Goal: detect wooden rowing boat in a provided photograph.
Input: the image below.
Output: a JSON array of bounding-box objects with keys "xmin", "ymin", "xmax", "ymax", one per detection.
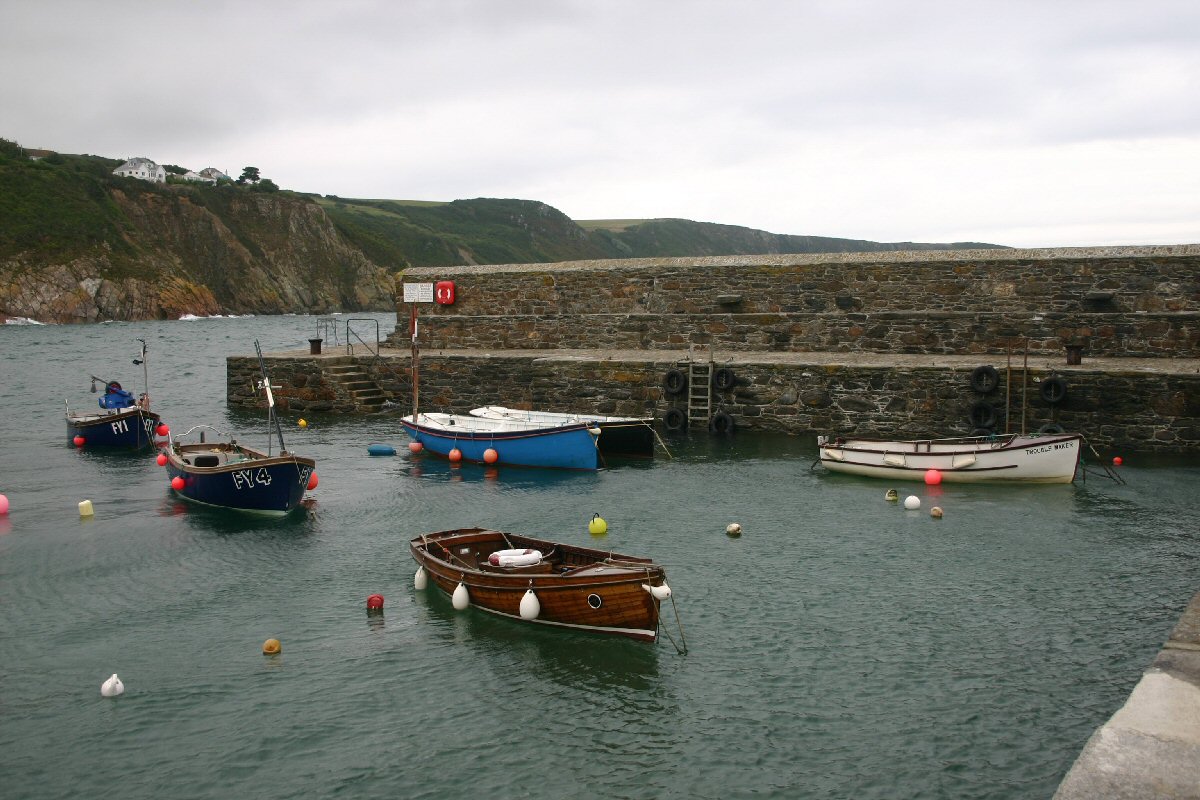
[{"xmin": 410, "ymin": 527, "xmax": 674, "ymax": 642}]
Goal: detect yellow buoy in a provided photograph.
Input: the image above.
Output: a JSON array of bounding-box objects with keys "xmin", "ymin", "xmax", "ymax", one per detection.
[
  {"xmin": 588, "ymin": 513, "xmax": 607, "ymax": 535},
  {"xmin": 298, "ymin": 418, "xmax": 308, "ymax": 428},
  {"xmin": 262, "ymin": 638, "xmax": 281, "ymax": 655},
  {"xmin": 78, "ymin": 499, "xmax": 95, "ymax": 517}
]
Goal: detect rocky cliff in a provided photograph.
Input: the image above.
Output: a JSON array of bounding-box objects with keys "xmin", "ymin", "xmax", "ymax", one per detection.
[{"xmin": 0, "ymin": 171, "xmax": 396, "ymax": 323}]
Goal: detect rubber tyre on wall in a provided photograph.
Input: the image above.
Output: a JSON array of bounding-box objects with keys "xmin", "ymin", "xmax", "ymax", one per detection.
[
  {"xmin": 712, "ymin": 367, "xmax": 737, "ymax": 392},
  {"xmin": 663, "ymin": 407, "xmax": 687, "ymax": 432},
  {"xmin": 1037, "ymin": 423, "xmax": 1066, "ymax": 435},
  {"xmin": 968, "ymin": 401, "xmax": 997, "ymax": 429},
  {"xmin": 1040, "ymin": 376, "xmax": 1068, "ymax": 404},
  {"xmin": 664, "ymin": 369, "xmax": 687, "ymax": 397},
  {"xmin": 969, "ymin": 365, "xmax": 999, "ymax": 394},
  {"xmin": 970, "ymin": 428, "xmax": 994, "ymax": 437},
  {"xmin": 709, "ymin": 411, "xmax": 735, "ymax": 435}
]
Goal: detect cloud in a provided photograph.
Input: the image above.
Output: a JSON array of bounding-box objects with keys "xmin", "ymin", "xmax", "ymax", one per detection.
[{"xmin": 3, "ymin": 0, "xmax": 1199, "ymax": 247}]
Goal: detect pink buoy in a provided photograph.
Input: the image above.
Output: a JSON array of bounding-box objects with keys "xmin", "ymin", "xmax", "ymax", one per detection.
[
  {"xmin": 924, "ymin": 469, "xmax": 942, "ymax": 485},
  {"xmin": 156, "ymin": 424, "xmax": 169, "ymax": 437},
  {"xmin": 483, "ymin": 448, "xmax": 499, "ymax": 464},
  {"xmin": 448, "ymin": 448, "xmax": 463, "ymax": 463},
  {"xmin": 408, "ymin": 442, "xmax": 423, "ymax": 454},
  {"xmin": 0, "ymin": 493, "xmax": 9, "ymax": 515},
  {"xmin": 156, "ymin": 453, "xmax": 168, "ymax": 466},
  {"xmin": 170, "ymin": 476, "xmax": 185, "ymax": 490},
  {"xmin": 366, "ymin": 594, "xmax": 384, "ymax": 610},
  {"xmin": 73, "ymin": 435, "xmax": 85, "ymax": 447},
  {"xmin": 307, "ymin": 472, "xmax": 318, "ymax": 490}
]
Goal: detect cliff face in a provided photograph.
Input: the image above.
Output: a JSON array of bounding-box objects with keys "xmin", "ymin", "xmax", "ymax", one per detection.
[{"xmin": 0, "ymin": 185, "xmax": 396, "ymax": 323}]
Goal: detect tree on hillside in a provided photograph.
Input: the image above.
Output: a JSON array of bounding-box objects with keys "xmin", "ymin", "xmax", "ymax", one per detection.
[
  {"xmin": 237, "ymin": 166, "xmax": 260, "ymax": 185},
  {"xmin": 163, "ymin": 164, "xmax": 187, "ymax": 175},
  {"xmin": 252, "ymin": 178, "xmax": 280, "ymax": 192}
]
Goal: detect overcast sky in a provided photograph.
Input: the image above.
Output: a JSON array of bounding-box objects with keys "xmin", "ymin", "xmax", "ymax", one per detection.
[{"xmin": 4, "ymin": 0, "xmax": 1198, "ymax": 248}]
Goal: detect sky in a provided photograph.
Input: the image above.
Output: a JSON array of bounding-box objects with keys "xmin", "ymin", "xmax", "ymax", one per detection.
[{"xmin": 3, "ymin": 0, "xmax": 1199, "ymax": 248}]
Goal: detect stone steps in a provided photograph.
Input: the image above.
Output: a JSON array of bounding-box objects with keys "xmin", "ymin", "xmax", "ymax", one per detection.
[{"xmin": 325, "ymin": 363, "xmax": 388, "ymax": 411}]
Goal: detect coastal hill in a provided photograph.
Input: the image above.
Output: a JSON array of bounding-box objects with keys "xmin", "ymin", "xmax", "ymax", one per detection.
[{"xmin": 0, "ymin": 140, "xmax": 1005, "ymax": 322}]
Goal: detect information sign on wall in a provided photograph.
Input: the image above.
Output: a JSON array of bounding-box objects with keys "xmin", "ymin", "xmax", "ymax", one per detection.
[{"xmin": 403, "ymin": 282, "xmax": 434, "ymax": 303}]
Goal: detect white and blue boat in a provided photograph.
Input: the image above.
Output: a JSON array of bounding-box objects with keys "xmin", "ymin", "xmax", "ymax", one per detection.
[
  {"xmin": 401, "ymin": 412, "xmax": 601, "ymax": 470},
  {"xmin": 65, "ymin": 338, "xmax": 162, "ymax": 450}
]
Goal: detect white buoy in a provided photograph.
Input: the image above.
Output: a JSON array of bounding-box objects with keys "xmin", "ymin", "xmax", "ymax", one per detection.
[
  {"xmin": 414, "ymin": 566, "xmax": 427, "ymax": 590},
  {"xmin": 643, "ymin": 582, "xmax": 672, "ymax": 600},
  {"xmin": 452, "ymin": 582, "xmax": 470, "ymax": 610},
  {"xmin": 100, "ymin": 673, "xmax": 124, "ymax": 697},
  {"xmin": 903, "ymin": 495, "xmax": 921, "ymax": 510},
  {"xmin": 519, "ymin": 588, "xmax": 540, "ymax": 620},
  {"xmin": 79, "ymin": 500, "xmax": 95, "ymax": 517},
  {"xmin": 725, "ymin": 522, "xmax": 742, "ymax": 536}
]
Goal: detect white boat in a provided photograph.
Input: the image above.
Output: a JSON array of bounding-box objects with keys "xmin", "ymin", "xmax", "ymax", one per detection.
[
  {"xmin": 469, "ymin": 406, "xmax": 655, "ymax": 457},
  {"xmin": 816, "ymin": 432, "xmax": 1083, "ymax": 484}
]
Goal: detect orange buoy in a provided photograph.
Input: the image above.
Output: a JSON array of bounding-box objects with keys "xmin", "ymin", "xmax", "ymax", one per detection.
[
  {"xmin": 483, "ymin": 448, "xmax": 499, "ymax": 464},
  {"xmin": 73, "ymin": 435, "xmax": 85, "ymax": 447},
  {"xmin": 170, "ymin": 476, "xmax": 184, "ymax": 490},
  {"xmin": 448, "ymin": 448, "xmax": 463, "ymax": 462},
  {"xmin": 924, "ymin": 469, "xmax": 942, "ymax": 485},
  {"xmin": 408, "ymin": 442, "xmax": 423, "ymax": 453},
  {"xmin": 156, "ymin": 453, "xmax": 168, "ymax": 466},
  {"xmin": 1113, "ymin": 456, "xmax": 1123, "ymax": 466},
  {"xmin": 156, "ymin": 424, "xmax": 169, "ymax": 437},
  {"xmin": 262, "ymin": 638, "xmax": 281, "ymax": 655},
  {"xmin": 306, "ymin": 472, "xmax": 318, "ymax": 490},
  {"xmin": 366, "ymin": 594, "xmax": 384, "ymax": 610}
]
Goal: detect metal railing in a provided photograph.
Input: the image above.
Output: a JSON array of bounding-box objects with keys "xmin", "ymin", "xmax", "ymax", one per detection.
[
  {"xmin": 315, "ymin": 317, "xmax": 341, "ymax": 346},
  {"xmin": 346, "ymin": 318, "xmax": 380, "ymax": 360}
]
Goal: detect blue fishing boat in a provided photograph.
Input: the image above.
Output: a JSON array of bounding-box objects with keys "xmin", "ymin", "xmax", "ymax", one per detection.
[
  {"xmin": 163, "ymin": 340, "xmax": 316, "ymax": 515},
  {"xmin": 401, "ymin": 413, "xmax": 601, "ymax": 470},
  {"xmin": 65, "ymin": 338, "xmax": 163, "ymax": 450}
]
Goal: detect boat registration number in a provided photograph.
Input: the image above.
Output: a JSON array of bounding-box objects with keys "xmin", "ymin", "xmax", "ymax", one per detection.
[{"xmin": 232, "ymin": 468, "xmax": 273, "ymax": 489}]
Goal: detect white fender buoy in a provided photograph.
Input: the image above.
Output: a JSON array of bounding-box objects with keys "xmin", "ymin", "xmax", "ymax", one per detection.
[
  {"xmin": 101, "ymin": 673, "xmax": 124, "ymax": 697},
  {"xmin": 725, "ymin": 522, "xmax": 742, "ymax": 536},
  {"xmin": 643, "ymin": 582, "xmax": 672, "ymax": 600},
  {"xmin": 519, "ymin": 588, "xmax": 540, "ymax": 620},
  {"xmin": 452, "ymin": 581, "xmax": 470, "ymax": 610},
  {"xmin": 903, "ymin": 495, "xmax": 921, "ymax": 510},
  {"xmin": 414, "ymin": 566, "xmax": 428, "ymax": 590}
]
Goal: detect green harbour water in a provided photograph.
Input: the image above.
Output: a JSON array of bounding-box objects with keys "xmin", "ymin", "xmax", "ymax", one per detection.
[{"xmin": 1, "ymin": 314, "xmax": 1197, "ymax": 799}]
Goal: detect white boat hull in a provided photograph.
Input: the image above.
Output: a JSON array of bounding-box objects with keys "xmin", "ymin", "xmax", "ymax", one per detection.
[{"xmin": 818, "ymin": 433, "xmax": 1082, "ymax": 484}]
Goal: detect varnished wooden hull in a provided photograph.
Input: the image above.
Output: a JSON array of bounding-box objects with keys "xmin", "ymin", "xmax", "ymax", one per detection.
[{"xmin": 411, "ymin": 528, "xmax": 669, "ymax": 642}]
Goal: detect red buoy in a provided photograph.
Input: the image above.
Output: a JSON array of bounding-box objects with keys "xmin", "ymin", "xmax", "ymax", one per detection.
[
  {"xmin": 924, "ymin": 469, "xmax": 942, "ymax": 485},
  {"xmin": 156, "ymin": 424, "xmax": 169, "ymax": 437},
  {"xmin": 366, "ymin": 594, "xmax": 384, "ymax": 610},
  {"xmin": 448, "ymin": 448, "xmax": 463, "ymax": 463},
  {"xmin": 307, "ymin": 472, "xmax": 318, "ymax": 490},
  {"xmin": 408, "ymin": 441, "xmax": 423, "ymax": 454},
  {"xmin": 156, "ymin": 453, "xmax": 168, "ymax": 466},
  {"xmin": 170, "ymin": 476, "xmax": 185, "ymax": 490},
  {"xmin": 483, "ymin": 448, "xmax": 499, "ymax": 464},
  {"xmin": 1113, "ymin": 456, "xmax": 1123, "ymax": 466},
  {"xmin": 73, "ymin": 435, "xmax": 85, "ymax": 447}
]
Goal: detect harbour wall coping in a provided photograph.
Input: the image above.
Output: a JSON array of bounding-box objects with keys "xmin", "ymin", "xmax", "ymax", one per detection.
[{"xmin": 1054, "ymin": 590, "xmax": 1200, "ymax": 799}]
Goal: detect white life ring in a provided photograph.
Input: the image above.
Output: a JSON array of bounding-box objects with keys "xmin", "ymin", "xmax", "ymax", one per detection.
[{"xmin": 488, "ymin": 548, "xmax": 543, "ymax": 567}]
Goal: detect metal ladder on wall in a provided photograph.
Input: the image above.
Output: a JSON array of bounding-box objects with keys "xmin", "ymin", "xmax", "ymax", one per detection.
[{"xmin": 686, "ymin": 359, "xmax": 712, "ymax": 428}]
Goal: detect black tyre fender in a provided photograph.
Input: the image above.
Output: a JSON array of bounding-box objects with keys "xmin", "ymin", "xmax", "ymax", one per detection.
[
  {"xmin": 662, "ymin": 407, "xmax": 686, "ymax": 432},
  {"xmin": 712, "ymin": 367, "xmax": 737, "ymax": 392},
  {"xmin": 1037, "ymin": 423, "xmax": 1066, "ymax": 435},
  {"xmin": 1040, "ymin": 376, "xmax": 1068, "ymax": 404},
  {"xmin": 663, "ymin": 369, "xmax": 687, "ymax": 396},
  {"xmin": 709, "ymin": 411, "xmax": 735, "ymax": 435},
  {"xmin": 970, "ymin": 428, "xmax": 994, "ymax": 438},
  {"xmin": 969, "ymin": 365, "xmax": 999, "ymax": 394},
  {"xmin": 968, "ymin": 401, "xmax": 997, "ymax": 429}
]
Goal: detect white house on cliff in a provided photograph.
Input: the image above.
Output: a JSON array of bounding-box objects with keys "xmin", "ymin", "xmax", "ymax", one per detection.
[{"xmin": 113, "ymin": 157, "xmax": 166, "ymax": 183}]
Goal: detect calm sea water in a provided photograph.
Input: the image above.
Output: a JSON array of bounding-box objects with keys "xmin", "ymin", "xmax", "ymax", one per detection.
[{"xmin": 1, "ymin": 314, "xmax": 1197, "ymax": 800}]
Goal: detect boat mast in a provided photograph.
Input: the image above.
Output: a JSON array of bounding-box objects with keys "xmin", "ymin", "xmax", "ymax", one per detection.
[
  {"xmin": 133, "ymin": 338, "xmax": 149, "ymax": 401},
  {"xmin": 254, "ymin": 339, "xmax": 288, "ymax": 456}
]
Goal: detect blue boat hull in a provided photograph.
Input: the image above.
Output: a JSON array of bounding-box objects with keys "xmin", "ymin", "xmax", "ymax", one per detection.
[
  {"xmin": 401, "ymin": 419, "xmax": 599, "ymax": 470},
  {"xmin": 66, "ymin": 408, "xmax": 161, "ymax": 450},
  {"xmin": 166, "ymin": 445, "xmax": 315, "ymax": 515}
]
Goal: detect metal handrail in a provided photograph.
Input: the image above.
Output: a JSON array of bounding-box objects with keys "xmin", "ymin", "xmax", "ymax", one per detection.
[
  {"xmin": 315, "ymin": 317, "xmax": 341, "ymax": 346},
  {"xmin": 346, "ymin": 318, "xmax": 380, "ymax": 359}
]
